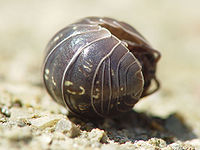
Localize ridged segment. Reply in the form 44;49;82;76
43;25;111;110
90;38;121;116
62;35;119;117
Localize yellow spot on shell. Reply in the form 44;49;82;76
73;26;77;30
83;65;92;72
67;90;76;95
44;74;48;80
120;87;124;91
44;69;50;80
92;93;100;99
65;81;73;86
78;86;85;95
45;69;49;75
78;104;89;111
85;60;93;67
53;36;59;42
111;69;114;76
52;76;56;86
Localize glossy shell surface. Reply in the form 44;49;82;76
43;17;158;118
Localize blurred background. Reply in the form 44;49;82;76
0;0;200;136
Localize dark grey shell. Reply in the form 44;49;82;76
43;17;146;118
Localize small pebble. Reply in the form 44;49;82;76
17;118;31;127
148;138;167;148
30;114;63;129
88;129;107;143
11;99;23;107
55;118;80;138
0;106;11;117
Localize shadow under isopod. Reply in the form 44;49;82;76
68;110;197;144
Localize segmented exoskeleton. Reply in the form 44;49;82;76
43;17;161;118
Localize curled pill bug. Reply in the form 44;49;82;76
42;17;161;118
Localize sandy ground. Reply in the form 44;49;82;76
0;0;200;149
